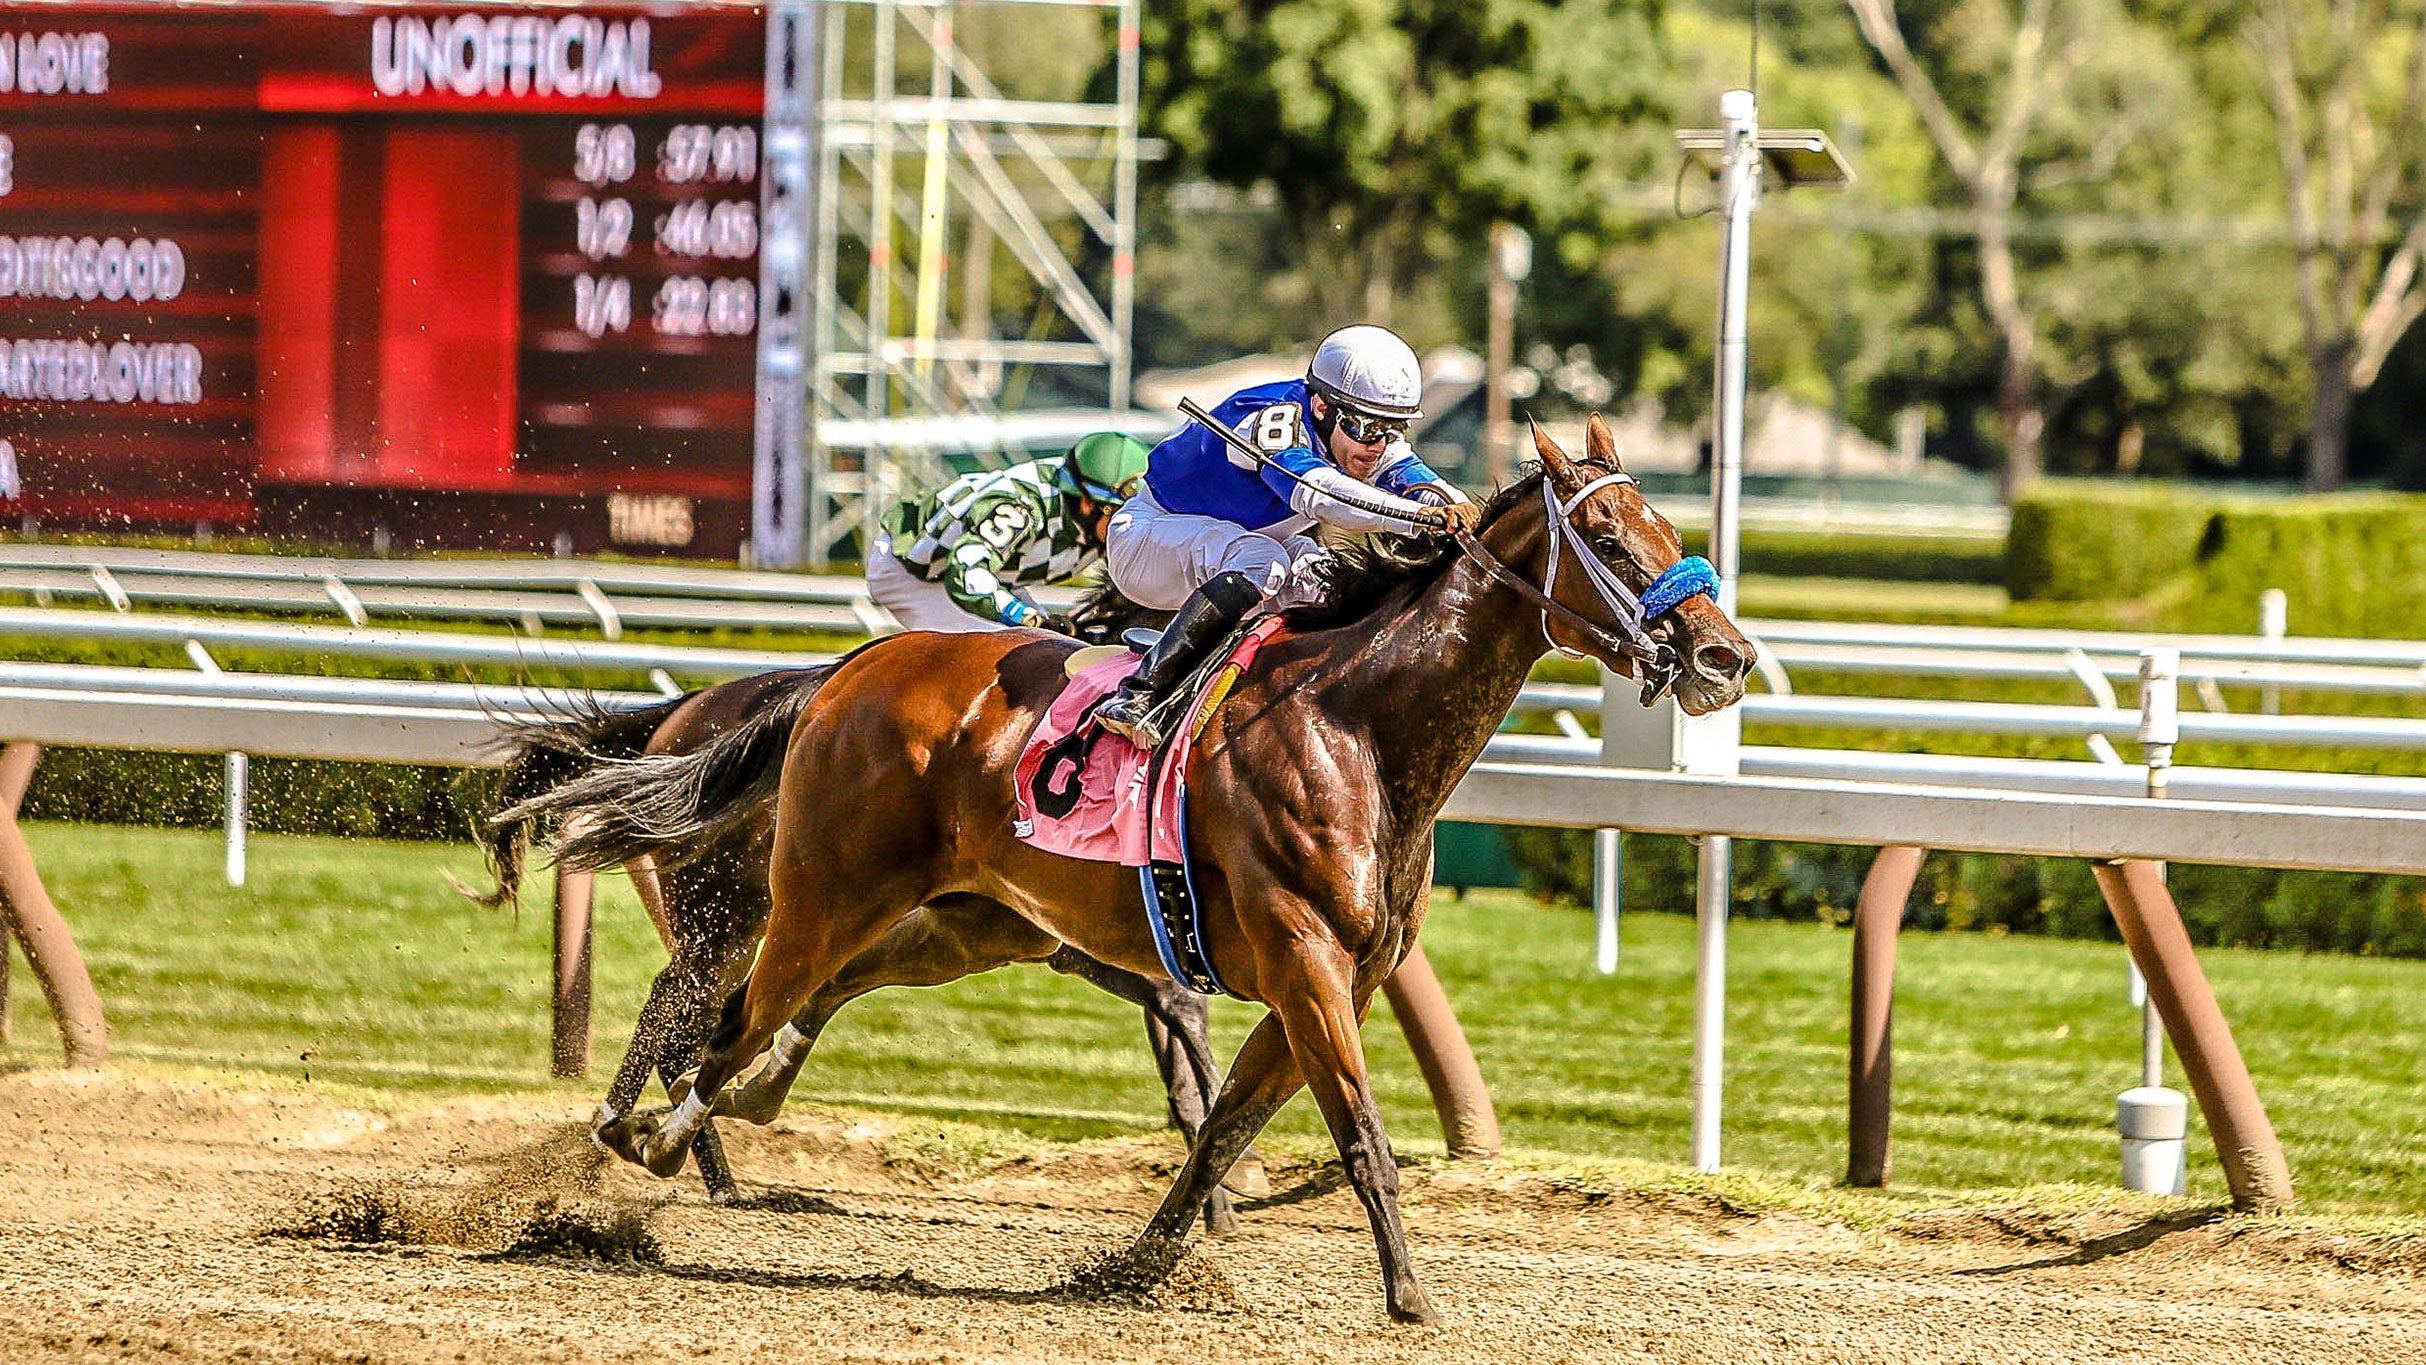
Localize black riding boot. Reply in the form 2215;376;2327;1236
1096;570;1265;749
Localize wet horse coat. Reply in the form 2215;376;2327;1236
591;419;1755;1324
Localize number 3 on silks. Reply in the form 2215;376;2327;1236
974;502;1031;550
1228;405;1303;469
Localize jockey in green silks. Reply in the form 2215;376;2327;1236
868;432;1153;633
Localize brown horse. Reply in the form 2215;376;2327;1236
558;418;1753;1323
476;599;1257;1224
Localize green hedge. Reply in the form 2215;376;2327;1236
19;748;492;842
2006;480;2426;638
2179;496;2426;638
1503;828;2426;959
1685;528;2004;586
2004;480;2218;602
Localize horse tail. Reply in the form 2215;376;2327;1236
498;664;839;875
459;695;688;911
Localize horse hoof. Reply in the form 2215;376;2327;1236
711;1055;793;1124
637;1137;691;1179
1388;1290;1443;1327
715;1079;788;1125
596;1108;689;1177
1206;1202;1242;1239
1221;1155;1271;1200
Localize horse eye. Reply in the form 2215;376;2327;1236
1592;535;1625;561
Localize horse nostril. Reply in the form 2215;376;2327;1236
1694;642;1750;682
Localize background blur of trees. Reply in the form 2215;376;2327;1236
1113;0;2426;493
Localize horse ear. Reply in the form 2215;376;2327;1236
1530;419;1578;489
1585;412;1625;472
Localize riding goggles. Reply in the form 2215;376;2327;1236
1331;408;1411;445
1070;471;1146;504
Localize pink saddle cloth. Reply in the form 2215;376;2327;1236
1011;618;1286;866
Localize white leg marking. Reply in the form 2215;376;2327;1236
661;1086;713;1146
765;1021;812;1072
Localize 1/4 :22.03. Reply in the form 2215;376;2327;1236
651;276;755;337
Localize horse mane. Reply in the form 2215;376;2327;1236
1283;463;1567;631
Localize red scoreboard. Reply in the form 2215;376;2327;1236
0;4;769;556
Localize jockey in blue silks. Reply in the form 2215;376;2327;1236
1097;325;1478;747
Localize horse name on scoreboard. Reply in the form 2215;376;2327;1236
0;4;768;555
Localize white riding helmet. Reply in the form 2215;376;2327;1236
1307;324;1424;421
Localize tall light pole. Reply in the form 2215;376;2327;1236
1673;92;1852;1173
1482;223;1531;487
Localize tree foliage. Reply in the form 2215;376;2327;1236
1141;0;1665;338
1127;0;2426;489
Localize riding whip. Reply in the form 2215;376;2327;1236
1175;397;1453;530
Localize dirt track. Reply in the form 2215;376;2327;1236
1;1070;2421;1364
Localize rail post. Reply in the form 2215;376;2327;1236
1592;828;1622;974
0;742;107;1067
2116;650;2190;1195
223;752;249;887
0;744;16;1043
2092;860;2294;1211
1847;844;1925;1187
1594;661;1627;976
2258;589;2287;715
1382;941;1502;1160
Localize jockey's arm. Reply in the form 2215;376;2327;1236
942;542;1044;625
1373;438;1472;506
1259;445;1439;534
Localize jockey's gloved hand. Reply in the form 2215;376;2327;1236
1420;501;1485;536
1032;611;1080;636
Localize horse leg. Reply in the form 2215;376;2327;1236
1100;1011;1302;1290
593;847;767;1204
598;854;925;1178
1042;948;1264;1234
598;941;735;1122
595;930;756;1196
1268;950;1438;1326
712;896;1057;1124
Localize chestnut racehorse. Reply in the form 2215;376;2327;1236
557;419;1753;1323
475;602;1260;1223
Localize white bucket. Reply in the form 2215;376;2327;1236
2118;1085;2189;1196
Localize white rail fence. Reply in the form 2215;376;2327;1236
5;557;2424;1208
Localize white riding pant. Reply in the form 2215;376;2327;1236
1105;485;1326;611
866;534;1010;634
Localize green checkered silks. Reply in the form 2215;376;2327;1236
883;458;1097;625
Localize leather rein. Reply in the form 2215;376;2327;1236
1447;472;1693;706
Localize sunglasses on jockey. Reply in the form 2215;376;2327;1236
1328;406;1411;446
1069;471;1146;504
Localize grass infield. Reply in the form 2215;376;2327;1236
6;822;2423;1219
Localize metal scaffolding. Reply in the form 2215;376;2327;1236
760;0;1141;568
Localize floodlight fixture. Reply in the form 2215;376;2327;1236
1674;128;1855;191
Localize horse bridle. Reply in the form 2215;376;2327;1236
1449;472;1716;706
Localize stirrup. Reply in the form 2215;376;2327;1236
1097;692;1168;749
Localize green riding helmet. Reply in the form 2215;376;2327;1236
1056;431;1152;505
